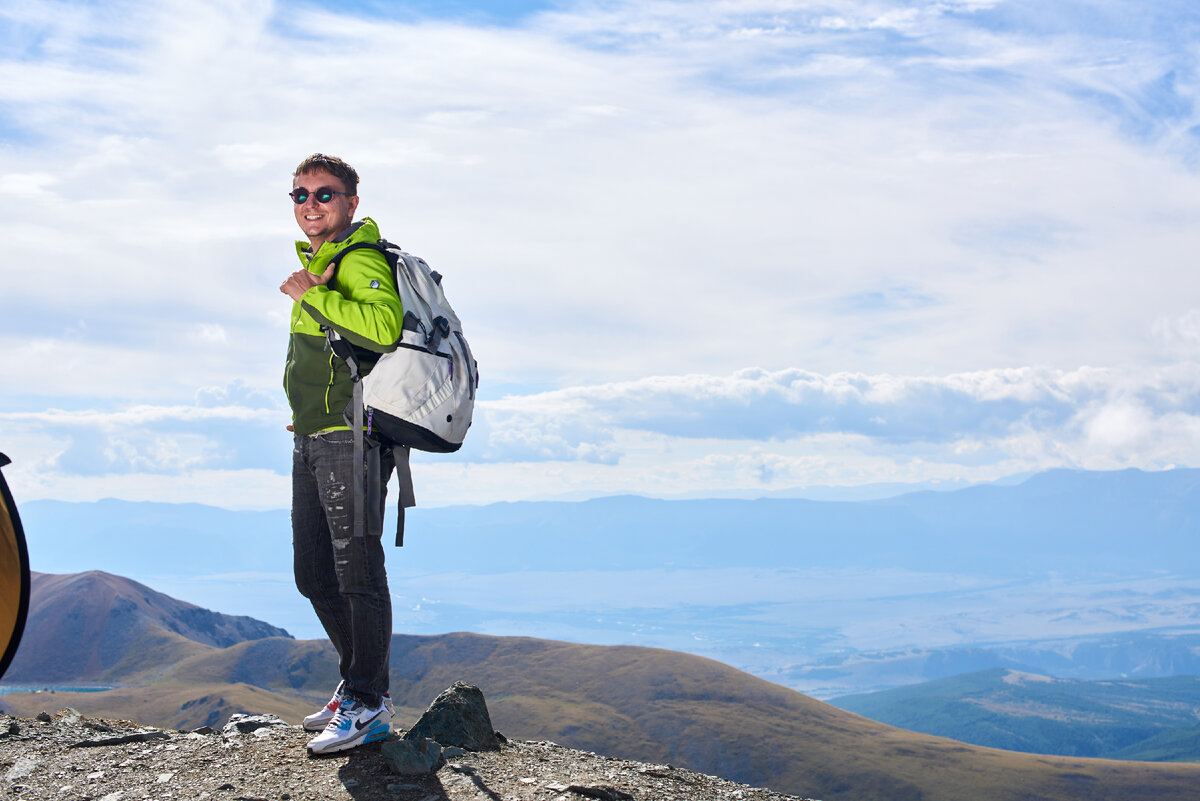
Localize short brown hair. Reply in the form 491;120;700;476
293;153;359;196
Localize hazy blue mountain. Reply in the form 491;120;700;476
24;467;1200;578
832;668;1200;761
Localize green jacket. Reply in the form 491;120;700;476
283;218;403;436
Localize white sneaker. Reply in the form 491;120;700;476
303;681;345;732
304;682;394;733
306;698;391;755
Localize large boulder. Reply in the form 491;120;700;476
403;682;500;751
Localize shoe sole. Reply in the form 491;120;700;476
307;721;390;755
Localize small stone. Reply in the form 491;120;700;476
37;711;52;723
342;778;360;788
88;771;105;779
218;783;236;791
442;746;467;758
158;772;174;783
5;756;38;781
6;721;19;735
191;726;215;735
520;777;536;784
98;793;124;801
547;783;569;793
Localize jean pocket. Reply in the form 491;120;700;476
314;429;355;444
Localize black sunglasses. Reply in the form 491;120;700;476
289;186;351;204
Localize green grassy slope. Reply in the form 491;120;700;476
833;668;1200;760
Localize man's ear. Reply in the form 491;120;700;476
348;195;361;218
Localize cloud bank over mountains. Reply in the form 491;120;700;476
2;0;1200;506
8;363;1197;506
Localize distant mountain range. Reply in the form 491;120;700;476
833;668;1200;762
18;467;1200;698
24;466;1200;577
3;570;1199;801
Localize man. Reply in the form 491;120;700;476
280;153;402;755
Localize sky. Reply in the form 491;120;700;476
2;0;1200;509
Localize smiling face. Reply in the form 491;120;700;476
293;168;359;250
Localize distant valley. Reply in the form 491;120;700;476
18;467;1200;698
3;570;1200;801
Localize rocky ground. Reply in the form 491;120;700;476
0;710;816;801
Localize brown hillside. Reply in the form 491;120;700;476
4;571;289;683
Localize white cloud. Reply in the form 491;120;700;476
3;0;1200;506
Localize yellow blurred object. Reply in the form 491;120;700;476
0;452;30;681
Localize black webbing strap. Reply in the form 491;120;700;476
351;369;365;540
325;330;367;539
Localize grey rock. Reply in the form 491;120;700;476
442;746;467;758
36;712;52;723
222;713;289;735
59;708;82;726
70;730;170;748
381;737;444;775
403;682;499;751
190;725;215;735
567;785;635;801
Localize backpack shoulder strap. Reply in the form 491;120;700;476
325;240;391;278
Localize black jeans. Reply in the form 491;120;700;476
292;430;394;707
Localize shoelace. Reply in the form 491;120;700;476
327;701;360;731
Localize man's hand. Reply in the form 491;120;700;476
280;263;335;302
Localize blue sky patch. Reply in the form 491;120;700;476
287;0;560;26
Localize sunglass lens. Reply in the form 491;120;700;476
315;190;334;203
290;189;309;204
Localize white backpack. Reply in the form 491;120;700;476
327;240;478;453
324;240;478;545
